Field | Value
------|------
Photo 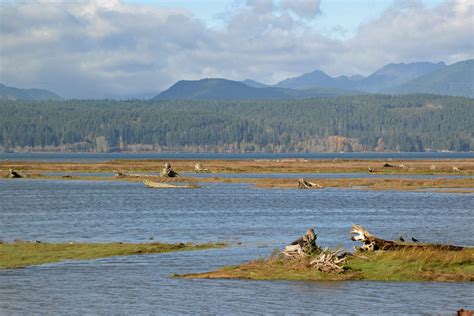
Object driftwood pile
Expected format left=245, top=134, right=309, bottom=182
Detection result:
left=283, top=228, right=347, bottom=273
left=298, top=178, right=323, bottom=189
left=194, top=163, right=210, bottom=173
left=310, top=250, right=347, bottom=273
left=350, top=224, right=464, bottom=252
left=281, top=225, right=467, bottom=275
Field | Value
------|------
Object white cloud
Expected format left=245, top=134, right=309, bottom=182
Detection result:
left=0, top=0, right=472, bottom=98
left=280, top=0, right=321, bottom=19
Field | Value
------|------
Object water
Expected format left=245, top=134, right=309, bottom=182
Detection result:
left=1, top=151, right=473, bottom=162
left=1, top=179, right=473, bottom=314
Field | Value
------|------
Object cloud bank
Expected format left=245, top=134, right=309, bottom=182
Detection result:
left=0, top=0, right=472, bottom=98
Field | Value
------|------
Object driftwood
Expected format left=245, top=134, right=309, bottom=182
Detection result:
left=143, top=179, right=194, bottom=189
left=114, top=170, right=157, bottom=178
left=283, top=228, right=321, bottom=258
left=161, top=162, right=179, bottom=178
left=310, top=250, right=347, bottom=273
left=298, top=178, right=323, bottom=189
left=8, top=169, right=23, bottom=178
left=350, top=224, right=464, bottom=252
left=194, top=163, right=211, bottom=173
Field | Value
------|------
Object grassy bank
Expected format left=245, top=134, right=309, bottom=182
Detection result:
left=179, top=248, right=474, bottom=282
left=0, top=241, right=225, bottom=269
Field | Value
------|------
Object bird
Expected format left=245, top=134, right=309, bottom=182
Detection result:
left=411, top=237, right=419, bottom=243
left=399, top=236, right=405, bottom=242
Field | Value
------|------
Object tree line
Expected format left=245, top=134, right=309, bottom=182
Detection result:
left=1, top=94, right=473, bottom=152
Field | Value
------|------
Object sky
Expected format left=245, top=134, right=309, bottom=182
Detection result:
left=0, top=0, right=472, bottom=99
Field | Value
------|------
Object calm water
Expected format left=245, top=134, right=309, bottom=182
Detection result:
left=1, top=151, right=473, bottom=162
left=1, top=179, right=473, bottom=314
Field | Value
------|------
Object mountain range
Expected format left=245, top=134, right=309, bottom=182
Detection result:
left=154, top=59, right=473, bottom=100
left=1, top=59, right=472, bottom=101
left=0, top=83, right=62, bottom=101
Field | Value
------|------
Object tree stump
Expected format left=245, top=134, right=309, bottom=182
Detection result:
left=283, top=228, right=321, bottom=258
left=113, top=170, right=125, bottom=177
left=161, top=162, right=179, bottom=178
left=8, top=169, right=22, bottom=178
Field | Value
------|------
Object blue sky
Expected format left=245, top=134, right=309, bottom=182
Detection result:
left=0, top=0, right=471, bottom=98
left=123, top=0, right=445, bottom=38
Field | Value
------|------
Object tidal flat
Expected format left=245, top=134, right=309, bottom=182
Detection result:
left=0, top=241, right=226, bottom=269
left=1, top=159, right=474, bottom=193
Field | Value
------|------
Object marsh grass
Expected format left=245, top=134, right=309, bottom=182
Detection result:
left=2, top=159, right=473, bottom=175
left=180, top=247, right=474, bottom=282
left=0, top=241, right=226, bottom=269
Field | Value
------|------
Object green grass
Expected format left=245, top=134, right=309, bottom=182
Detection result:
left=179, top=248, right=474, bottom=282
left=0, top=241, right=226, bottom=269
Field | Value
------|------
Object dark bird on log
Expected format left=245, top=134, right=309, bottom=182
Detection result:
left=399, top=236, right=405, bottom=242
left=411, top=237, right=419, bottom=243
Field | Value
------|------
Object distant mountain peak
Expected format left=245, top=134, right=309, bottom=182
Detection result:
left=152, top=77, right=360, bottom=100
left=241, top=79, right=268, bottom=88
left=0, top=83, right=62, bottom=101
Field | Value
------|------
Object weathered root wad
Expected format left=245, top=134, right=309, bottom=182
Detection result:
left=8, top=169, right=23, bottom=178
left=298, top=178, right=323, bottom=189
left=161, top=162, right=179, bottom=178
left=283, top=228, right=321, bottom=258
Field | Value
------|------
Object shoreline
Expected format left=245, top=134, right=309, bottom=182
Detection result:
left=0, top=241, right=226, bottom=269
left=177, top=247, right=474, bottom=282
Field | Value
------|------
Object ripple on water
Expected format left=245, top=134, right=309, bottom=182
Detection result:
left=0, top=179, right=473, bottom=314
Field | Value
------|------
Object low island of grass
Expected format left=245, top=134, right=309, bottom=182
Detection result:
left=179, top=247, right=474, bottom=282
left=0, top=240, right=226, bottom=269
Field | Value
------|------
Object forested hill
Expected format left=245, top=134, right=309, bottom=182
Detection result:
left=1, top=94, right=473, bottom=152
left=0, top=83, right=62, bottom=101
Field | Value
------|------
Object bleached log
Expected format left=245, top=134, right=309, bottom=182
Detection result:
left=298, top=178, right=323, bottom=189
left=194, top=163, right=210, bottom=173
left=143, top=179, right=194, bottom=189
left=350, top=224, right=464, bottom=252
